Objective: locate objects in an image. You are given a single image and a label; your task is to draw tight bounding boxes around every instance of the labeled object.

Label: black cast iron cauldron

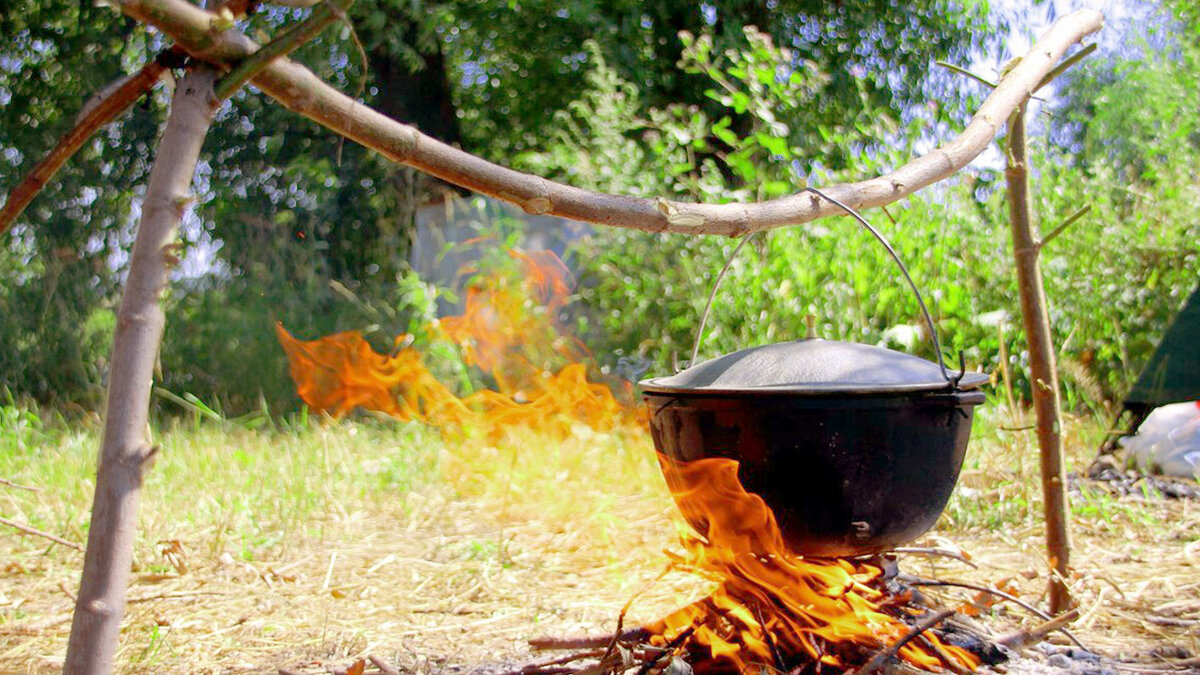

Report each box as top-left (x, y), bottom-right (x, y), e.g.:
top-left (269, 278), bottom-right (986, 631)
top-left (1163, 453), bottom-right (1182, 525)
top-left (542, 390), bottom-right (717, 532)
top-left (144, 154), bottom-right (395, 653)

top-left (641, 340), bottom-right (988, 558)
top-left (639, 187), bottom-right (988, 558)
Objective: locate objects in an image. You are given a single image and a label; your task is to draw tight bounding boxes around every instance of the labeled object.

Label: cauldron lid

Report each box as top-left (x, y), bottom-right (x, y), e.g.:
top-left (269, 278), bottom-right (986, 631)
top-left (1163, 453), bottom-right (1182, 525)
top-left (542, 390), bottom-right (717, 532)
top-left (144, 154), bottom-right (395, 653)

top-left (639, 338), bottom-right (989, 395)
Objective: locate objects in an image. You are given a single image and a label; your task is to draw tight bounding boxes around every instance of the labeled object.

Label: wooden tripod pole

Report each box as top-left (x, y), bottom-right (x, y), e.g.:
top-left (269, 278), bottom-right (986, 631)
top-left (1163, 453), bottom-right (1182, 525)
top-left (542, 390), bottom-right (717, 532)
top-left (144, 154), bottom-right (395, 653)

top-left (62, 69), bottom-right (217, 675)
top-left (1005, 104), bottom-right (1073, 614)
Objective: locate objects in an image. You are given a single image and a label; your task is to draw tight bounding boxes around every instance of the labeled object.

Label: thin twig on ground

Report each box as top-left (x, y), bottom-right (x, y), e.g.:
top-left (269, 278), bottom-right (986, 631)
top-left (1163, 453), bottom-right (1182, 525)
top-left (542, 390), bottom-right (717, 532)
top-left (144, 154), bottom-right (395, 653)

top-left (0, 477), bottom-right (41, 492)
top-left (0, 515), bottom-right (84, 551)
top-left (496, 650), bottom-right (607, 675)
top-left (127, 589), bottom-right (234, 604)
top-left (1145, 616), bottom-right (1200, 627)
top-left (893, 547), bottom-right (978, 568)
top-left (530, 630), bottom-right (650, 651)
top-left (0, 613), bottom-right (74, 636)
top-left (366, 656), bottom-right (401, 675)
top-left (998, 609), bottom-right (1081, 650)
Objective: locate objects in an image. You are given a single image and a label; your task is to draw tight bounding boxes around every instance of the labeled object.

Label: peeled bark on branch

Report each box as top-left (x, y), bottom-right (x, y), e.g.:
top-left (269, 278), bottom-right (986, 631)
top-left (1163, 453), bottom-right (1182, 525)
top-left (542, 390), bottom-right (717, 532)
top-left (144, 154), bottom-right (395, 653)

top-left (62, 69), bottom-right (218, 675)
top-left (114, 0), bottom-right (1103, 234)
top-left (1005, 105), bottom-right (1072, 614)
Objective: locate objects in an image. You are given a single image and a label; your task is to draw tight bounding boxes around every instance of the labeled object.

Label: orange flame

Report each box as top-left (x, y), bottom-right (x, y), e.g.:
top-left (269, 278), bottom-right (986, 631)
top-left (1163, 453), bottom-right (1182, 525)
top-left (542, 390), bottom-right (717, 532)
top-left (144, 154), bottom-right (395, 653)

top-left (651, 454), bottom-right (979, 673)
top-left (276, 249), bottom-right (633, 437)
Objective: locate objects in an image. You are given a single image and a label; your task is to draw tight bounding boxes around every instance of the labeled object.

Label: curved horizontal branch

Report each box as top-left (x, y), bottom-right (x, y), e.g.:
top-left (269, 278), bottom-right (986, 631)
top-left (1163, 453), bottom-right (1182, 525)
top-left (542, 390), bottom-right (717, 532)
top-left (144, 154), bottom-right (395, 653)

top-left (115, 0), bottom-right (1103, 236)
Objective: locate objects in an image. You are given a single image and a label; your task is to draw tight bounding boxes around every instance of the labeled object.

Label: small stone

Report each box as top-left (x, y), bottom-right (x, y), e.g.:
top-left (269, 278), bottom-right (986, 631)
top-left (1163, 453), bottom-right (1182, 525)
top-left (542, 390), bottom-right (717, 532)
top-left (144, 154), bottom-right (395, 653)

top-left (1039, 643), bottom-right (1071, 656)
top-left (1046, 653), bottom-right (1072, 669)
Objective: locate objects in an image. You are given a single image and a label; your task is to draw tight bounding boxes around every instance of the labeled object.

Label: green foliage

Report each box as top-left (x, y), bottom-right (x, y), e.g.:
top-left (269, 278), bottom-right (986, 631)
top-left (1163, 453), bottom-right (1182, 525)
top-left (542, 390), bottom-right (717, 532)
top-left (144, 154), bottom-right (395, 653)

top-left (558, 19), bottom-right (1199, 410)
top-left (0, 395), bottom-right (45, 452)
top-left (443, 0), bottom-right (993, 162)
top-left (0, 0), bottom-right (166, 405)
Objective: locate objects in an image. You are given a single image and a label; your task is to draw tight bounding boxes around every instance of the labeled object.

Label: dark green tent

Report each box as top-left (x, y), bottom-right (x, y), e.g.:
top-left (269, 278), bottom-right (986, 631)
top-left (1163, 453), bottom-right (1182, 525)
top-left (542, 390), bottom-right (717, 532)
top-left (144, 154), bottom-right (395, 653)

top-left (1100, 283), bottom-right (1200, 453)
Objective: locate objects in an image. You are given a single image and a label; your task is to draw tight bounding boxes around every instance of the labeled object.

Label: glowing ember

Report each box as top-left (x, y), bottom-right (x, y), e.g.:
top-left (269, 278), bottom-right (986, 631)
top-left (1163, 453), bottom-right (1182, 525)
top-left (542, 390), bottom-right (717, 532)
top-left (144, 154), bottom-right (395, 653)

top-left (276, 249), bottom-right (633, 437)
top-left (650, 454), bottom-right (980, 673)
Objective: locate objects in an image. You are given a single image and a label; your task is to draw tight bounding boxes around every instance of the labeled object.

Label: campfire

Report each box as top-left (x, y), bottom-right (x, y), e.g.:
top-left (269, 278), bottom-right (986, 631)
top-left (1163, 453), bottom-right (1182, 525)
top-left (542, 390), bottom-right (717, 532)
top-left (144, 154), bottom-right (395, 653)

top-left (650, 454), bottom-right (978, 673)
top-left (277, 248), bottom-right (986, 674)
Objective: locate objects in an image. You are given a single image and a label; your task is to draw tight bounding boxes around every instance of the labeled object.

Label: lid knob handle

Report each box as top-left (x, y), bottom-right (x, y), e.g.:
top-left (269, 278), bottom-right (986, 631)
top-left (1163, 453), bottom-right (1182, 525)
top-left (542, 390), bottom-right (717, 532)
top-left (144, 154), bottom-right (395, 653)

top-left (805, 314), bottom-right (817, 339)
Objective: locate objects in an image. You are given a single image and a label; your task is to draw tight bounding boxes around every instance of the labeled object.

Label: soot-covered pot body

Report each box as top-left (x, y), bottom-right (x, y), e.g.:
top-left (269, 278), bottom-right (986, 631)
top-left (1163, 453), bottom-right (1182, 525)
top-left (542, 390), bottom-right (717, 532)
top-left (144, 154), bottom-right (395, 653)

top-left (641, 339), bottom-right (988, 558)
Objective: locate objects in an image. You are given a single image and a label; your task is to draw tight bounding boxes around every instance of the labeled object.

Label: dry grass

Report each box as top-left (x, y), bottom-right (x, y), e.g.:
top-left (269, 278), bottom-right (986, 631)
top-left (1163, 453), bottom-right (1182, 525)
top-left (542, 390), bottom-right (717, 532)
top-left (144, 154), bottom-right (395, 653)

top-left (935, 406), bottom-right (1200, 658)
top-left (1, 405), bottom-right (1198, 673)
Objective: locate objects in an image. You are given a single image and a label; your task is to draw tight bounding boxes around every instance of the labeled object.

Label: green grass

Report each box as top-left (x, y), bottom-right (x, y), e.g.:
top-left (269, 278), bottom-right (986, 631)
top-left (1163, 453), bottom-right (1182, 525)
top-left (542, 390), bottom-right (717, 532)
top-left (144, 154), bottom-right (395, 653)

top-left (0, 404), bottom-right (442, 568)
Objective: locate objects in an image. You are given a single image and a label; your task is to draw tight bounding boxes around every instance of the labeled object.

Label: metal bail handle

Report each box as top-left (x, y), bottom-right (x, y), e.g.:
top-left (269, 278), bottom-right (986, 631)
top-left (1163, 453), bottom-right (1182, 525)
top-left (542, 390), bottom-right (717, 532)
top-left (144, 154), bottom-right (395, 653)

top-left (689, 185), bottom-right (964, 388)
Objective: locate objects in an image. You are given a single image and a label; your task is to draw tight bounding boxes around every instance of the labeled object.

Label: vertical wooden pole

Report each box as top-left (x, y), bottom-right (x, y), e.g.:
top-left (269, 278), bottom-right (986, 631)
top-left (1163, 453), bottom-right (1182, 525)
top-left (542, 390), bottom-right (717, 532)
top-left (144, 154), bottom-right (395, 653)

top-left (1005, 105), bottom-right (1073, 614)
top-left (63, 68), bottom-right (217, 675)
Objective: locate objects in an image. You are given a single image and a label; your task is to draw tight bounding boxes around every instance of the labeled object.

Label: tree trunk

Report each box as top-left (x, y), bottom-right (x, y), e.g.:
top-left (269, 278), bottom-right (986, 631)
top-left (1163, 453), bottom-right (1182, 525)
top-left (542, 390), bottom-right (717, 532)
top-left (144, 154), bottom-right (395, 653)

top-left (1005, 105), bottom-right (1073, 614)
top-left (63, 68), bottom-right (217, 675)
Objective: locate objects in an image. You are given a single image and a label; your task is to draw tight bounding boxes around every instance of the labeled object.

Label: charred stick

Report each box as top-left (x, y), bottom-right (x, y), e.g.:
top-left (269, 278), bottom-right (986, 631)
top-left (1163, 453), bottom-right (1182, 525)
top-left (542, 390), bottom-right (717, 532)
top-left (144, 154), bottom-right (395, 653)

top-left (636, 627), bottom-right (695, 675)
top-left (755, 602), bottom-right (786, 672)
top-left (598, 597), bottom-right (633, 669)
top-left (915, 634), bottom-right (974, 675)
top-left (0, 515), bottom-right (84, 551)
top-left (898, 575), bottom-right (1086, 650)
top-left (854, 608), bottom-right (957, 675)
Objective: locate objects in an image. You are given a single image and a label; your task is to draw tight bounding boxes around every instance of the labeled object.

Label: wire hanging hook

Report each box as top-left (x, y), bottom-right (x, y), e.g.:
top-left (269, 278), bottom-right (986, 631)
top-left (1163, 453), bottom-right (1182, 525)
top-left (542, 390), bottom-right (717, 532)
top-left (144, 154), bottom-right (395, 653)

top-left (804, 186), bottom-right (955, 386)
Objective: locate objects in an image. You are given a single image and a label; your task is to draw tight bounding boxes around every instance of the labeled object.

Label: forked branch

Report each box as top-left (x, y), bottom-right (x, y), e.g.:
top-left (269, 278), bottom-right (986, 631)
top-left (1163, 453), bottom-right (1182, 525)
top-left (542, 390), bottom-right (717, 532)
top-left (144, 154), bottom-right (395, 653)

top-left (112, 0), bottom-right (1104, 236)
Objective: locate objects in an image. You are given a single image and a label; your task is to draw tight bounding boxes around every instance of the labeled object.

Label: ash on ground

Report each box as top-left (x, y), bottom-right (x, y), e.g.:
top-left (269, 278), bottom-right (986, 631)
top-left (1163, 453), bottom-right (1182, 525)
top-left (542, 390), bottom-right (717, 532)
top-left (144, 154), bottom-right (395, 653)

top-left (1075, 461), bottom-right (1200, 500)
top-left (991, 643), bottom-right (1199, 675)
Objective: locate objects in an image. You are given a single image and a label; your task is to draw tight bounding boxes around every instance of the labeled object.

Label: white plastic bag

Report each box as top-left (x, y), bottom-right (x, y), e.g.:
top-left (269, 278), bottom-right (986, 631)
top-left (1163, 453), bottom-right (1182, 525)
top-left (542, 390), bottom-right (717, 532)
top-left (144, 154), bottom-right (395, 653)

top-left (1122, 401), bottom-right (1200, 478)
